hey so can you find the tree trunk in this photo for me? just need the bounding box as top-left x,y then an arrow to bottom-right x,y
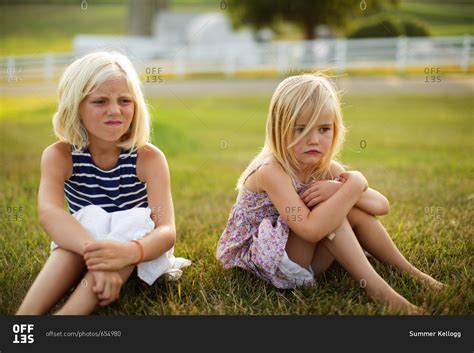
303,23 -> 317,40
128,0 -> 167,36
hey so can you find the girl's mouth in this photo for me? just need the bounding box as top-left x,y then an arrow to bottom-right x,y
105,120 -> 123,126
304,150 -> 321,155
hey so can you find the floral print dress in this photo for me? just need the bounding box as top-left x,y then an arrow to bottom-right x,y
216,169 -> 314,289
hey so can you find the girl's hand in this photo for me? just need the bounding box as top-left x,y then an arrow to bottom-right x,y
301,180 -> 344,208
90,270 -> 123,307
83,240 -> 140,271
341,171 -> 369,192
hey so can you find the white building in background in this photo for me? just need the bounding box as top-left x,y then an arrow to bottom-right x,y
73,10 -> 259,65
152,11 -> 259,66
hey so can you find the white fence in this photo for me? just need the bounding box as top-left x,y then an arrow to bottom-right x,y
1,36 -> 472,83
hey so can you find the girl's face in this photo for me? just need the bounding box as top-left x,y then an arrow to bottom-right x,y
79,77 -> 134,145
292,103 -> 335,168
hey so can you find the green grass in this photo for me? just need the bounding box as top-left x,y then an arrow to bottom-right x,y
0,4 -> 127,55
349,0 -> 473,37
0,0 -> 472,55
0,92 -> 473,315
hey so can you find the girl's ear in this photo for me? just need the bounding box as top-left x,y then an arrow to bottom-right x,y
79,123 -> 89,143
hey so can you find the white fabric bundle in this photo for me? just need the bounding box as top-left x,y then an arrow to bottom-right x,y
51,205 -> 191,285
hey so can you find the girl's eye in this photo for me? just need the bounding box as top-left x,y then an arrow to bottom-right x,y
320,127 -> 331,133
121,99 -> 132,103
93,100 -> 105,104
295,127 -> 305,133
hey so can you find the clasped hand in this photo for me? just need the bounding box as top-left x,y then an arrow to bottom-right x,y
83,240 -> 137,306
301,171 -> 369,208
90,270 -> 123,307
301,175 -> 346,208
83,240 -> 136,271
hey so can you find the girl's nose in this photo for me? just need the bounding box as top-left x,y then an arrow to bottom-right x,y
308,130 -> 319,144
107,103 -> 121,116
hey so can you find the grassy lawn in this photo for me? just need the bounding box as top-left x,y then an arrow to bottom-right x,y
0,91 -> 472,315
378,0 -> 474,36
0,0 -> 472,55
0,4 -> 127,55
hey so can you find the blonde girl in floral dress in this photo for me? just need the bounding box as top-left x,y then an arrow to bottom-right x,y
217,74 -> 444,314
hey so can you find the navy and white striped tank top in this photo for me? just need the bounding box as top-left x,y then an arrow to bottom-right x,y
64,146 -> 148,213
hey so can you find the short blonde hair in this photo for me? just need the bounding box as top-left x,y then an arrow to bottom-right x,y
237,74 -> 346,189
53,51 -> 150,152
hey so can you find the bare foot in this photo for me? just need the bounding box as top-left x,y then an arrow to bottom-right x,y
408,267 -> 446,291
407,305 -> 431,315
417,272 -> 446,291
389,303 -> 429,315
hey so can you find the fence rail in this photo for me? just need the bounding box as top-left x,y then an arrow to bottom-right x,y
1,36 -> 472,83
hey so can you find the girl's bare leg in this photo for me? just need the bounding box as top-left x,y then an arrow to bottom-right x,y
16,248 -> 86,315
54,265 -> 135,315
347,207 -> 444,290
311,241 -> 335,278
285,231 -> 317,268
320,218 -> 424,314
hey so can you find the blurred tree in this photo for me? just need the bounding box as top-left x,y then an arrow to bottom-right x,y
228,0 -> 399,40
401,18 -> 430,37
128,0 -> 169,35
348,17 -> 403,38
348,16 -> 430,38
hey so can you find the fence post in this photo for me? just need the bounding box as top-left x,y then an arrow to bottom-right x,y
6,56 -> 15,82
335,38 -> 347,74
396,37 -> 408,73
277,42 -> 289,75
461,35 -> 471,73
44,53 -> 54,81
175,46 -> 186,78
224,45 -> 236,77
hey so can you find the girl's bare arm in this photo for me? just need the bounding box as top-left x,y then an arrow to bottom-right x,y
330,161 -> 389,216
132,144 -> 176,262
38,143 -> 95,255
258,163 -> 367,243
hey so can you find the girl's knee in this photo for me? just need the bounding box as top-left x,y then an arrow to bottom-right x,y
347,207 -> 374,228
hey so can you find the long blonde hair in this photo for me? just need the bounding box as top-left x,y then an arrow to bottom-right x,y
52,51 -> 150,152
237,74 -> 346,190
